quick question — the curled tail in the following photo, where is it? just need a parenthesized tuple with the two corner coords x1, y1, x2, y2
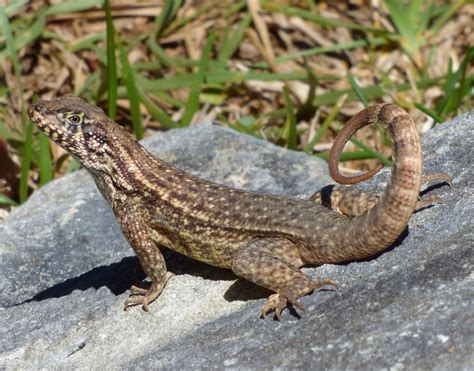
(330, 104, 422, 259)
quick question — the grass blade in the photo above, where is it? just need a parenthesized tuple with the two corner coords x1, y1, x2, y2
(75, 71, 100, 96)
(252, 38, 388, 69)
(414, 103, 443, 123)
(283, 87, 297, 150)
(104, 0, 118, 119)
(67, 159, 81, 173)
(4, 0, 29, 16)
(0, 121, 15, 140)
(407, 0, 425, 30)
(118, 36, 144, 139)
(154, 0, 182, 38)
(70, 33, 106, 52)
(217, 13, 251, 64)
(45, 0, 103, 15)
(165, 0, 222, 36)
(0, 6, 32, 201)
(430, 0, 466, 34)
(316, 150, 378, 162)
(138, 89, 177, 129)
(11, 10, 47, 51)
(450, 46, 474, 113)
(336, 127, 391, 166)
(180, 32, 216, 126)
(313, 76, 442, 106)
(304, 94, 347, 153)
(138, 70, 316, 93)
(38, 132, 53, 185)
(385, 0, 421, 56)
(146, 38, 193, 68)
(0, 194, 18, 207)
(19, 122, 34, 203)
(435, 47, 473, 117)
(348, 73, 368, 106)
(0, 6, 25, 121)
(262, 2, 390, 35)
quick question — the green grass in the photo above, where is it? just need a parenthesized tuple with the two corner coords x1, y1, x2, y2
(104, 0, 118, 120)
(348, 74, 368, 108)
(0, 1, 472, 205)
(304, 94, 347, 154)
(0, 6, 30, 203)
(118, 35, 144, 139)
(283, 87, 297, 150)
(38, 131, 53, 186)
(180, 32, 216, 126)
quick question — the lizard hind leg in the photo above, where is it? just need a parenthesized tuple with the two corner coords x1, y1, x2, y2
(310, 172, 452, 217)
(310, 185, 379, 217)
(231, 238, 337, 320)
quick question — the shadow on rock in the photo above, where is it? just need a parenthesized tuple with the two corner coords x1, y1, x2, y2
(20, 249, 237, 306)
(21, 256, 145, 305)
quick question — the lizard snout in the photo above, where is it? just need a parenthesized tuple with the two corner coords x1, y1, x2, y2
(32, 100, 48, 113)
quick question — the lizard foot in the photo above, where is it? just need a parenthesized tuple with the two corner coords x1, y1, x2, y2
(416, 172, 452, 210)
(416, 195, 443, 210)
(421, 172, 452, 187)
(260, 292, 307, 320)
(124, 271, 174, 311)
(260, 278, 338, 320)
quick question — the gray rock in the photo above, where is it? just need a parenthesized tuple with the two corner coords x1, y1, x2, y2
(0, 112, 472, 369)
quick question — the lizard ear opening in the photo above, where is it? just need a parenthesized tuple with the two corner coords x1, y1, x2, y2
(83, 124, 96, 135)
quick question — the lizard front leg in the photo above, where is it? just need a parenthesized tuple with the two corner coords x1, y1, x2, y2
(119, 209, 173, 311)
(232, 238, 337, 320)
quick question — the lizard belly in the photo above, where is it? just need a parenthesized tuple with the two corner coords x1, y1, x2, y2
(147, 223, 247, 268)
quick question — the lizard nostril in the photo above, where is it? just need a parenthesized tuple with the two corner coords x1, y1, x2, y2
(33, 100, 49, 113)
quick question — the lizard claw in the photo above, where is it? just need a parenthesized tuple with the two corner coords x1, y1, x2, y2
(421, 173, 452, 187)
(416, 195, 443, 210)
(124, 283, 158, 312)
(260, 278, 337, 320)
(260, 292, 307, 320)
(123, 272, 174, 311)
(129, 285, 149, 295)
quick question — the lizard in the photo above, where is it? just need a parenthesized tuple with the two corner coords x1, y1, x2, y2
(28, 97, 450, 319)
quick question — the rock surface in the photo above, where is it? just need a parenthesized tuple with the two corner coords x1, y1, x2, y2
(0, 112, 472, 369)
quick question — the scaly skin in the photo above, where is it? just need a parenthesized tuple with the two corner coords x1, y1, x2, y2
(28, 97, 450, 319)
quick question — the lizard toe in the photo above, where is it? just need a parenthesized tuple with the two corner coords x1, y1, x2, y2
(260, 278, 338, 319)
(123, 283, 161, 312)
(124, 294, 145, 311)
(260, 293, 280, 318)
(260, 291, 307, 320)
(123, 283, 151, 310)
(313, 277, 338, 291)
(123, 272, 174, 311)
(130, 284, 149, 295)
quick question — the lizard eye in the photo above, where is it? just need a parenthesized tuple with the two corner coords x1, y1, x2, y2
(66, 113, 83, 126)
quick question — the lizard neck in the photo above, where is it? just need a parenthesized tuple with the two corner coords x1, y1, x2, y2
(88, 130, 180, 204)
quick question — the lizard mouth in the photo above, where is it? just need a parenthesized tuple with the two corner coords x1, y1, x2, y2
(27, 100, 69, 147)
(28, 100, 68, 136)
(28, 100, 50, 116)
(28, 100, 50, 129)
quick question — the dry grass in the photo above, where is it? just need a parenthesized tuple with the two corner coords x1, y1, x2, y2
(0, 0, 473, 212)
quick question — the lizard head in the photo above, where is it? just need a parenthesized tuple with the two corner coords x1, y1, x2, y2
(28, 96, 124, 171)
